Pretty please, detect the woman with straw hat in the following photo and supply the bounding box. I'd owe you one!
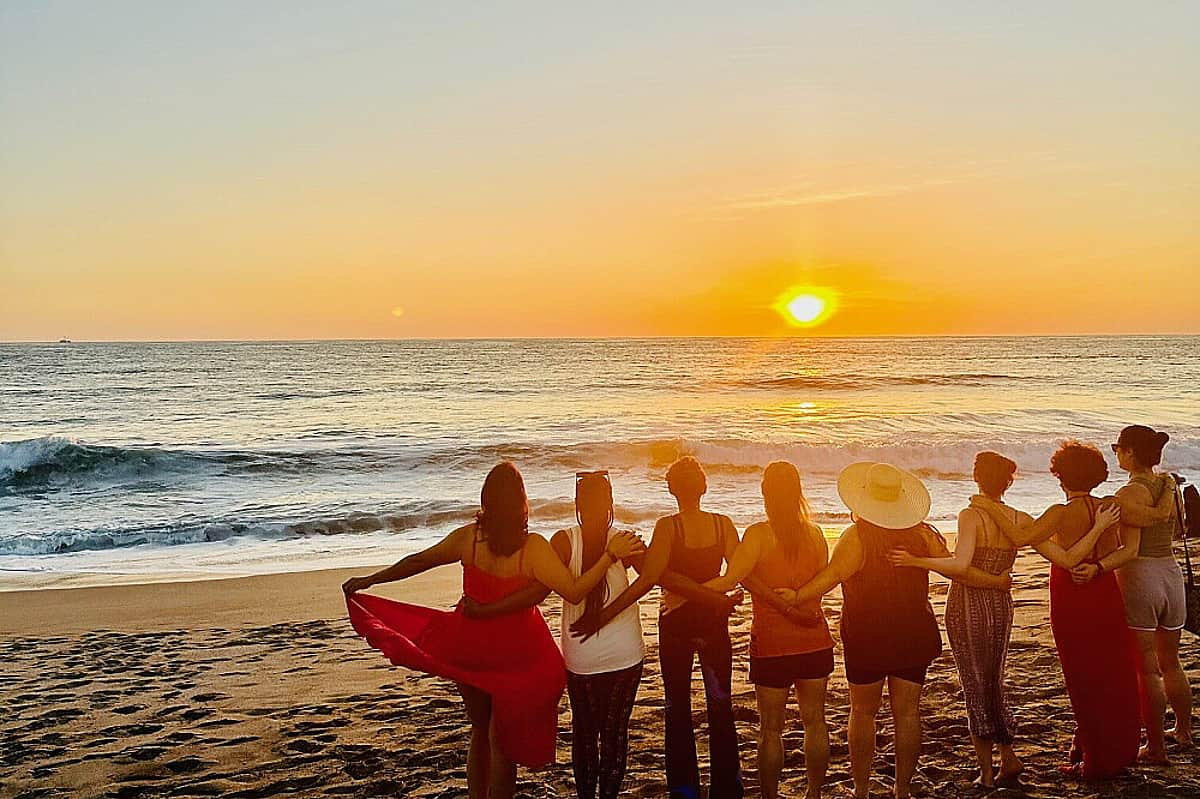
[787,462,947,799]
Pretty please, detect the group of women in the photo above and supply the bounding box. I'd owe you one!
[342,424,1191,799]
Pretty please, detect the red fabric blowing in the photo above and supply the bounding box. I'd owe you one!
[346,565,566,768]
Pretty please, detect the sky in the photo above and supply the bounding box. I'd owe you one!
[2,1,1198,340]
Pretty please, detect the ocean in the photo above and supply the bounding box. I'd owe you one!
[2,336,1198,586]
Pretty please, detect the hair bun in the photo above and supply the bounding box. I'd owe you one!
[1158,431,1171,446]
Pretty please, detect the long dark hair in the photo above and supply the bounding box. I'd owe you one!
[761,461,814,561]
[476,462,529,556]
[576,473,615,620]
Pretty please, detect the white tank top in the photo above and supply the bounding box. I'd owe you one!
[559,526,645,675]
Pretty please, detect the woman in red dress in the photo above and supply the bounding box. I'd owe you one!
[973,442,1147,780]
[341,462,644,799]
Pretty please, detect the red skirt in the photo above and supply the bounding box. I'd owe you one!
[1049,565,1140,779]
[347,586,566,767]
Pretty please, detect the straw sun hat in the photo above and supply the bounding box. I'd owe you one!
[837,462,931,530]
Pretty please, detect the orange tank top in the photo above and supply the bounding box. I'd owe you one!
[749,525,834,658]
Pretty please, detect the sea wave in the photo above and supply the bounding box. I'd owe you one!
[8,431,1200,497]
[0,436,217,491]
[726,373,1023,390]
[0,436,400,493]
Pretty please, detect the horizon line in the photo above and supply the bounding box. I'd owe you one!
[4,331,1199,345]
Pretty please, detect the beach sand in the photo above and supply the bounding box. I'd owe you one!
[3,553,1199,798]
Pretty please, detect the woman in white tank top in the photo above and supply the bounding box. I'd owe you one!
[464,470,645,799]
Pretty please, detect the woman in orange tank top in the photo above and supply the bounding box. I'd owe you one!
[705,462,833,799]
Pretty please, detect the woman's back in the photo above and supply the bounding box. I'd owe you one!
[750,522,832,657]
[1129,474,1178,558]
[1054,496,1120,560]
[971,505,1018,551]
[841,521,943,671]
[560,526,644,674]
[463,524,535,600]
[661,510,729,614]
[962,506,1018,577]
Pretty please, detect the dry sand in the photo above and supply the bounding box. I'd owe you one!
[2,554,1199,798]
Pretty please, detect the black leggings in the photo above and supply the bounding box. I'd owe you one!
[566,661,644,799]
[659,608,744,799]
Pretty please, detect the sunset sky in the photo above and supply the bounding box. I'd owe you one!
[2,2,1198,340]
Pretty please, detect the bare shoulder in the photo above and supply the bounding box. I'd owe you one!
[744,520,771,538]
[1115,482,1153,503]
[958,507,983,528]
[525,531,552,548]
[836,524,861,546]
[922,525,951,556]
[743,521,771,547]
[518,532,553,561]
[650,515,675,542]
[444,523,477,552]
[550,529,573,559]
[806,521,829,559]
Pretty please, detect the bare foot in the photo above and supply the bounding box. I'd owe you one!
[1168,726,1194,747]
[972,775,995,790]
[997,757,1024,787]
[1138,744,1170,765]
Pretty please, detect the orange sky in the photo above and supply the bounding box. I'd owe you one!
[2,4,1197,340]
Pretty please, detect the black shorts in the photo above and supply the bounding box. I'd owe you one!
[844,661,930,687]
[749,648,835,688]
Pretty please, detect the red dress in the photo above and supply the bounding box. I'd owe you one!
[346,562,566,767]
[1048,497,1140,779]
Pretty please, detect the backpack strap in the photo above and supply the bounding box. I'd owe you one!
[1174,483,1195,588]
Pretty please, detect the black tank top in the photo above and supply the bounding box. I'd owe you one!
[667,512,727,582]
[841,521,943,672]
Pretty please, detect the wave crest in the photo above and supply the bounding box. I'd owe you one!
[0,437,213,491]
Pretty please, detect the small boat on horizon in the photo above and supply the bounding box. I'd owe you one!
[57,337,72,344]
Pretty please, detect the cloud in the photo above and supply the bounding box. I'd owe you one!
[717,152,1092,214]
[722,177,963,211]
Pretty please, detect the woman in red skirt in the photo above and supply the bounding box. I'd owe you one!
[341,462,643,799]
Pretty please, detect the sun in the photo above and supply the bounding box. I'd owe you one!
[787,294,826,323]
[774,287,838,328]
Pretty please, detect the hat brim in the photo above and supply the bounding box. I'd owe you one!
[837,462,931,530]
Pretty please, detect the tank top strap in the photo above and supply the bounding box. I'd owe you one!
[467,523,481,567]
[711,511,727,548]
[672,513,683,542]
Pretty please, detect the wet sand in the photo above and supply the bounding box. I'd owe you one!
[2,554,1199,798]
